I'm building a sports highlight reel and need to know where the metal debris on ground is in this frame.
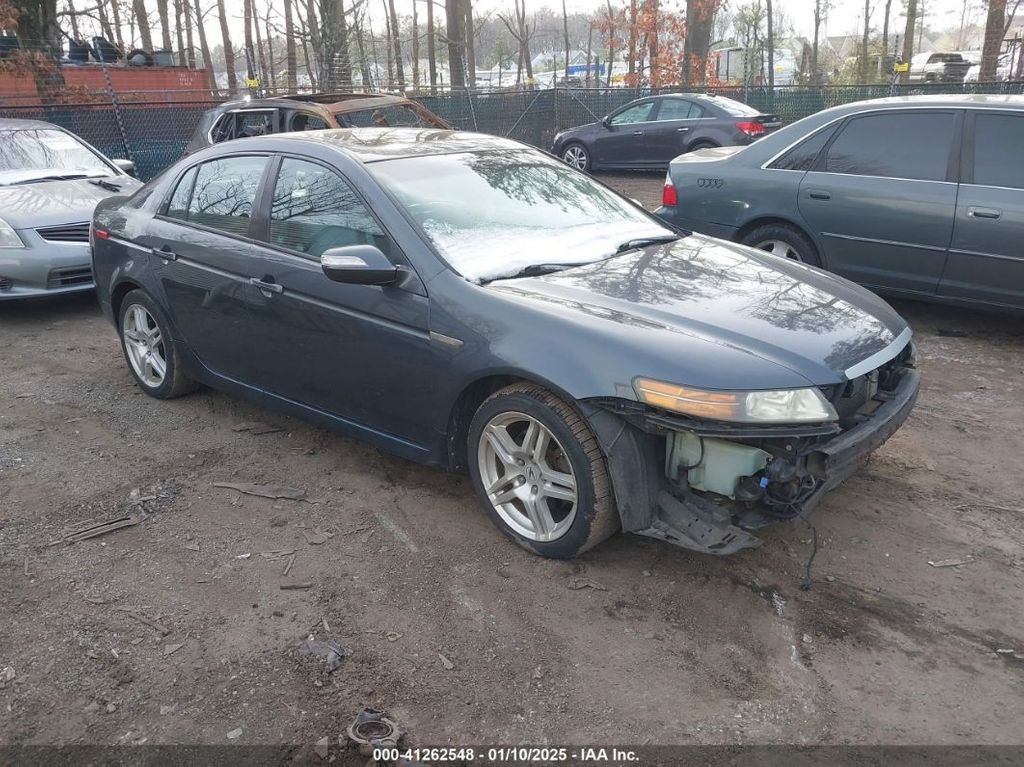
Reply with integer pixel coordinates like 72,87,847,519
280,582,313,590
301,528,333,545
163,641,185,656
54,515,139,544
232,422,284,435
314,735,330,760
298,638,346,673
566,577,608,591
226,727,243,740
115,607,170,636
235,553,251,560
438,652,455,670
347,708,403,754
282,553,296,576
212,482,307,501
927,557,974,568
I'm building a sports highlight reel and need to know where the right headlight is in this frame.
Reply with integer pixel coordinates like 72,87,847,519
0,218,25,248
633,377,838,424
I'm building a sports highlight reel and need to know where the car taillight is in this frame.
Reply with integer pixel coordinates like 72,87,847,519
662,177,678,206
735,120,765,137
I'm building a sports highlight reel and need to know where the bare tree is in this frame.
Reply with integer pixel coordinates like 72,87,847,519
767,0,774,88
192,0,215,88
465,0,476,87
980,0,1007,80
133,0,154,50
500,0,534,85
900,0,917,81
446,0,467,88
426,0,437,92
156,0,172,50
563,0,572,77
284,0,297,89
387,0,404,87
243,0,255,81
217,0,238,91
411,0,420,90
881,0,893,61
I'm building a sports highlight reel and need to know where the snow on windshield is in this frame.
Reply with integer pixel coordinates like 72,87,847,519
371,149,674,283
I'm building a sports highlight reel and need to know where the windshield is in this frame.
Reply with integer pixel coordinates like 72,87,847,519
710,97,762,117
370,150,673,283
0,128,113,178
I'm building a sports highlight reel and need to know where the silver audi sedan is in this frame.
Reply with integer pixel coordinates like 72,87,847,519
0,119,141,300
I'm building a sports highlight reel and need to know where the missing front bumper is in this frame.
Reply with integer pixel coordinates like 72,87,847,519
585,369,921,556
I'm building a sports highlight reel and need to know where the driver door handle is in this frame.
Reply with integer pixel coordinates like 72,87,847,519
676,127,690,132
808,189,831,201
153,245,177,261
250,277,283,294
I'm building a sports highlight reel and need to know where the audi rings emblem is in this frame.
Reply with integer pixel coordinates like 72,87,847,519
697,178,724,188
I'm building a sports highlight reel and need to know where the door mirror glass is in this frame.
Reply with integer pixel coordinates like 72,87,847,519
112,158,136,176
321,245,398,285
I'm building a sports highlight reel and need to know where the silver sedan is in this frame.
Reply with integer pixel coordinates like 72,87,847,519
0,119,141,301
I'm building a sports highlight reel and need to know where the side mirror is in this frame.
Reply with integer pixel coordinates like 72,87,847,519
601,116,611,128
321,245,398,286
112,158,136,176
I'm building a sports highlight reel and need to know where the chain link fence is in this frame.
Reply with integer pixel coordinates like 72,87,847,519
3,81,1023,180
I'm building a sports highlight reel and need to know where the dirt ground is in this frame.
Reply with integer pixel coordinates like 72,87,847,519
2,172,1023,752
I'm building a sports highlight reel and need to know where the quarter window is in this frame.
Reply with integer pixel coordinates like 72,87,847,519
170,156,267,237
268,158,388,258
291,112,330,131
823,112,955,182
972,113,1024,190
609,102,654,125
166,166,197,218
769,124,838,171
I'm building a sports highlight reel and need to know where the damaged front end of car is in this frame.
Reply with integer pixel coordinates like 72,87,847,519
581,340,919,555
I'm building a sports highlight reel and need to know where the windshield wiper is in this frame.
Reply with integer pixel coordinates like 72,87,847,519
614,234,680,254
16,173,90,185
89,178,123,192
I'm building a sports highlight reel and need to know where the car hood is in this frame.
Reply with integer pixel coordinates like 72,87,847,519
0,176,141,229
489,234,908,387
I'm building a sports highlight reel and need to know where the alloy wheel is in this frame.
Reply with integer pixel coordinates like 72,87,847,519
755,239,802,262
562,145,589,171
122,303,167,388
477,411,578,542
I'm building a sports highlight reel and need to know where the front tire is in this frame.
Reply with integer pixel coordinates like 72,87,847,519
561,142,592,173
467,383,618,558
741,223,821,267
118,289,198,399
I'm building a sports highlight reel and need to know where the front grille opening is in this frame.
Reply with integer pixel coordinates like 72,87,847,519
46,266,93,289
36,223,91,243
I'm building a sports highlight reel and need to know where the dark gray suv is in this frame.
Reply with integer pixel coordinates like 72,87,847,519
656,95,1024,311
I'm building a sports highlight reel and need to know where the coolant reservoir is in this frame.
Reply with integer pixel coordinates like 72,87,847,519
666,432,770,499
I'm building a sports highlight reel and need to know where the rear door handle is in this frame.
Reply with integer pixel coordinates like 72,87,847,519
250,277,283,294
967,206,1001,219
808,189,831,200
153,245,177,261
632,130,643,135
676,127,690,132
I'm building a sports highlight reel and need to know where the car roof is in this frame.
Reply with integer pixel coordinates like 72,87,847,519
0,118,61,130
219,127,526,163
830,93,1024,112
215,93,417,114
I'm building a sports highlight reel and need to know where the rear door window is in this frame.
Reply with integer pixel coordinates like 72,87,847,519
822,112,956,181
656,99,700,121
971,112,1024,190
290,112,331,131
267,158,390,258
769,124,838,171
169,155,267,237
211,109,279,142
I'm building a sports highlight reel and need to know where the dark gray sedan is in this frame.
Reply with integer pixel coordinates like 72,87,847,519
552,93,781,172
91,128,918,558
656,95,1024,311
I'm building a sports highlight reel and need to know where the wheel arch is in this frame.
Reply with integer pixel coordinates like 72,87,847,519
110,279,145,323
444,371,584,472
734,216,824,265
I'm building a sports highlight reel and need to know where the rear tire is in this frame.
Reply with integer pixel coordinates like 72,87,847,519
118,289,198,399
741,223,821,267
467,383,618,558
